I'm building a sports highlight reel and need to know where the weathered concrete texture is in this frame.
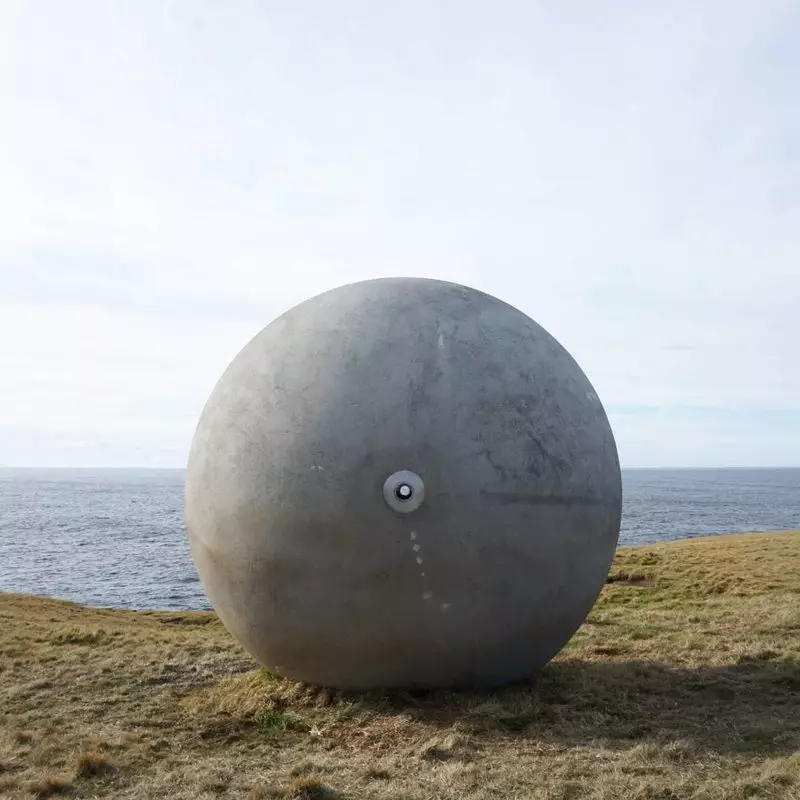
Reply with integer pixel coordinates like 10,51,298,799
185,278,622,689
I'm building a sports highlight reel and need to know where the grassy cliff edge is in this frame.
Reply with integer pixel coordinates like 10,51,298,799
1,531,799,800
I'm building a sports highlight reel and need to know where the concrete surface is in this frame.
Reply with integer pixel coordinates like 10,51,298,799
185,277,622,689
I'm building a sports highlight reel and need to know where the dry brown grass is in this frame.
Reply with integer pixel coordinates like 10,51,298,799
1,530,798,799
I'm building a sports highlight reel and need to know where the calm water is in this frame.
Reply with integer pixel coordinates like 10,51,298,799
1,468,798,611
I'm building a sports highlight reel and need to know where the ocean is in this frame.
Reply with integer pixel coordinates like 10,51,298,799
0,467,798,611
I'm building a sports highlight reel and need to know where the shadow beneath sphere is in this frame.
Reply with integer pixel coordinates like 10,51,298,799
348,656,800,756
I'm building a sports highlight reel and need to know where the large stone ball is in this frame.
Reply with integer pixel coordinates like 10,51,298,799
185,277,621,689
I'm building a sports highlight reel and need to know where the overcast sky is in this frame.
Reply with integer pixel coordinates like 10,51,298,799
1,1,798,469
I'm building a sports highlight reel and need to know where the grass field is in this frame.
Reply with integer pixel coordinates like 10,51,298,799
1,531,798,799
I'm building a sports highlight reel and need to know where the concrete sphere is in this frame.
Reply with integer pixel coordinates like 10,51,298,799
185,278,621,689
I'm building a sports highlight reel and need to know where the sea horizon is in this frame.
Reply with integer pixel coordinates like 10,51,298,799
2,465,800,474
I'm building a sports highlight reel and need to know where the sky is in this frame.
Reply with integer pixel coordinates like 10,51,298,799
1,1,799,469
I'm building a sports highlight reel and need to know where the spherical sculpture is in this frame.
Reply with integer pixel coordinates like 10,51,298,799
185,278,621,689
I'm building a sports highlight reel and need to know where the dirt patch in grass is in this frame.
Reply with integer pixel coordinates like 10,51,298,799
1,530,798,798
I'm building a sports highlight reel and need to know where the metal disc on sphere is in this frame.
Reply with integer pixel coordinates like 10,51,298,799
185,277,622,689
